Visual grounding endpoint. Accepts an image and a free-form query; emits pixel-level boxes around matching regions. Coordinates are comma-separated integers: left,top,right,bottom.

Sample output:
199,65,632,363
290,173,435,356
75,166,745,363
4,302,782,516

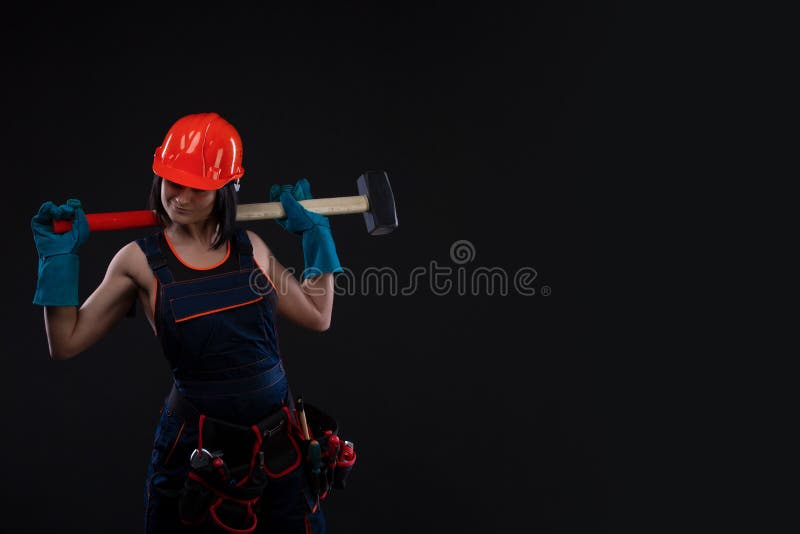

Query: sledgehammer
52,171,398,236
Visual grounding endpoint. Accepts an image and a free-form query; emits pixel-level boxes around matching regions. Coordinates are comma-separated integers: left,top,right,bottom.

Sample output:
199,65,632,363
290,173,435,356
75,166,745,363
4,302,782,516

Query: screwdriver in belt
296,396,322,492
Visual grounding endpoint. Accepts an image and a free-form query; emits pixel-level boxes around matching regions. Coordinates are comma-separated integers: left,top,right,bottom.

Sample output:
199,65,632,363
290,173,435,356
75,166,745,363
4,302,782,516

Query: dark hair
148,174,238,250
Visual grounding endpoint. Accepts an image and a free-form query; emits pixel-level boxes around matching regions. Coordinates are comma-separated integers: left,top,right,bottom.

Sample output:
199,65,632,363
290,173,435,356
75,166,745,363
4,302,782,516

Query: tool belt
163,387,356,533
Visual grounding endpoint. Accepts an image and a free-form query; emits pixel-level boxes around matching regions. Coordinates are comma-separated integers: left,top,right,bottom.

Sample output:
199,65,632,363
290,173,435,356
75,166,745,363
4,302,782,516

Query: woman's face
161,179,217,223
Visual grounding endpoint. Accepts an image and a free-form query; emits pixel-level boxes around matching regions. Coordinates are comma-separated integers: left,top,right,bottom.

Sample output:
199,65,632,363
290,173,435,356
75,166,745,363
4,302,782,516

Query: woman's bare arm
247,230,333,331
44,243,140,360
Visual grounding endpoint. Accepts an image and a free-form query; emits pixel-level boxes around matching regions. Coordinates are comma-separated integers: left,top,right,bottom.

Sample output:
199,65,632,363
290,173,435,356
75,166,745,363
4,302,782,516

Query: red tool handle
52,210,160,233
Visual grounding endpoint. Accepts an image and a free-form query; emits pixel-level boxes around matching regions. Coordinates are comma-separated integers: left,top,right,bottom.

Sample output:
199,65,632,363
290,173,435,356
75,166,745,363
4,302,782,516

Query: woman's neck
165,220,221,249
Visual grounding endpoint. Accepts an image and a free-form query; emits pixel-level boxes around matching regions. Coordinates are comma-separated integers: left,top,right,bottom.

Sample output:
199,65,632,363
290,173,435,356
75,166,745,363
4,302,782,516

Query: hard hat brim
153,159,243,191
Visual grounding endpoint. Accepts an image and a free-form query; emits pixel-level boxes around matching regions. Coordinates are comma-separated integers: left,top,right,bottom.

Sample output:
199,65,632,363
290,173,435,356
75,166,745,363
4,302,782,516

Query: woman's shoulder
107,238,156,283
244,228,277,249
243,229,274,265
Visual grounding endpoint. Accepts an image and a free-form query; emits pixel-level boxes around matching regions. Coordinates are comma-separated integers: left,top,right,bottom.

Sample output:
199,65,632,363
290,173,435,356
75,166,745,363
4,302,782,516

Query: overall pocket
169,284,264,357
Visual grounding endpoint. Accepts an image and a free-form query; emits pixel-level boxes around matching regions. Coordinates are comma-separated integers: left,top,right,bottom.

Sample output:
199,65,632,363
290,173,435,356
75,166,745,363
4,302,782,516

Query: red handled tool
51,171,398,236
53,210,159,233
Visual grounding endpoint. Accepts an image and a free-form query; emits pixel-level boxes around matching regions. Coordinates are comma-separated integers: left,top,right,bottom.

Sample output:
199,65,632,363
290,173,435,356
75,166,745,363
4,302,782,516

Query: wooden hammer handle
52,195,371,233
236,195,369,221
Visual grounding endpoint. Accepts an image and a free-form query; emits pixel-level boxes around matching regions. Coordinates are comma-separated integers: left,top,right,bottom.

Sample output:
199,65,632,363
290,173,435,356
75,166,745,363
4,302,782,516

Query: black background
2,4,616,533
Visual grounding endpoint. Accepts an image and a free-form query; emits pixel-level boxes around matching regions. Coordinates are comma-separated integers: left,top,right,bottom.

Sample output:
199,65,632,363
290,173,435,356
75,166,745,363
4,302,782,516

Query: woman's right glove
31,199,90,306
269,178,343,280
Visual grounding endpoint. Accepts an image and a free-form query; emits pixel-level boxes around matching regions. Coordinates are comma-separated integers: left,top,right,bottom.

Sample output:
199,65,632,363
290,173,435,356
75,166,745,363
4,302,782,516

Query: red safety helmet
152,112,244,190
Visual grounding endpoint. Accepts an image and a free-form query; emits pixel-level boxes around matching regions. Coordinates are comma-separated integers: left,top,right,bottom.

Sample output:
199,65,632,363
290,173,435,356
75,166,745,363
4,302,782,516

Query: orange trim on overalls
253,258,278,295
152,275,158,336
174,297,264,323
163,421,186,465
163,231,231,271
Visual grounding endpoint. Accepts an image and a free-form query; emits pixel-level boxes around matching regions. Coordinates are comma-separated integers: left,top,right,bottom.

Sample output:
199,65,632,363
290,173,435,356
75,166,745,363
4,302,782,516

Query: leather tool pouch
300,403,357,501
177,406,302,532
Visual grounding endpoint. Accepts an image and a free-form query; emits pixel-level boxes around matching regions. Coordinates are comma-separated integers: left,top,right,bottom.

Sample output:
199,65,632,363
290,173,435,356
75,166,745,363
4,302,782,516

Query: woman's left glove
269,179,343,279
31,198,90,306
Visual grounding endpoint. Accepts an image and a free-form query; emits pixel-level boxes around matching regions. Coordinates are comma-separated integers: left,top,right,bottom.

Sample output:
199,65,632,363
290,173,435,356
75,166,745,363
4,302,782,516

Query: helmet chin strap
234,179,241,192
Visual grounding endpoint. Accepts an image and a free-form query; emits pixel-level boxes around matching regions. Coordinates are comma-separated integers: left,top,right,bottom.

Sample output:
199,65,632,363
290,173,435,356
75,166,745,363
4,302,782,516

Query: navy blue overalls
137,227,325,533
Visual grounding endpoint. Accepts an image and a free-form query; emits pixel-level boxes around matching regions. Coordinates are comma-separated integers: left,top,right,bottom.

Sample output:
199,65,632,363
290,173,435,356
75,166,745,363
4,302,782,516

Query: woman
31,112,343,533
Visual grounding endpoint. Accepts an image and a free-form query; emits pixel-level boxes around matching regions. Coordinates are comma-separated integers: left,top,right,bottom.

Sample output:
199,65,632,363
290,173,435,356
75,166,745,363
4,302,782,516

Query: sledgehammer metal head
357,170,398,236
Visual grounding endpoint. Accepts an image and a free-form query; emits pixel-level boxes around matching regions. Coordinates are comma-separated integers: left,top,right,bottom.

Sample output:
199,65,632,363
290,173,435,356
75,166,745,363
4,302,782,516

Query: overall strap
135,231,175,285
235,228,255,271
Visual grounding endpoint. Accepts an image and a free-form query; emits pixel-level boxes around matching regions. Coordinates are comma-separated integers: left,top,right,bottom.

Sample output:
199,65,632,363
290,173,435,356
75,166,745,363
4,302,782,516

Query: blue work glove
268,178,343,279
268,178,319,233
31,199,90,306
